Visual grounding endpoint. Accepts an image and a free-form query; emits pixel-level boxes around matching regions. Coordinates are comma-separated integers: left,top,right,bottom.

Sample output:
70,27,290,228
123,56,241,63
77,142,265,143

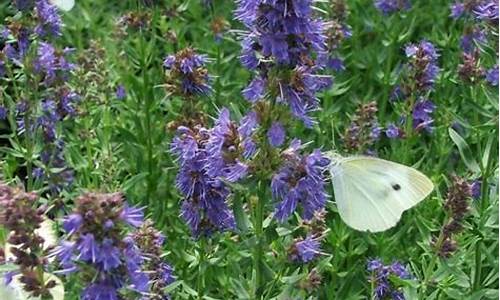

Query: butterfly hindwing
330,156,434,232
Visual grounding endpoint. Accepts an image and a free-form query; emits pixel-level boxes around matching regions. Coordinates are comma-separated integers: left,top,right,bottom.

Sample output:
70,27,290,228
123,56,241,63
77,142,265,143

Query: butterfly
49,0,75,11
327,153,434,232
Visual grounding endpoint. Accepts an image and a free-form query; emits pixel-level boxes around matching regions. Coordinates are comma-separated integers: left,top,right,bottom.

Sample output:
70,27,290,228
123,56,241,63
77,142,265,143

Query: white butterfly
49,0,75,11
327,153,434,232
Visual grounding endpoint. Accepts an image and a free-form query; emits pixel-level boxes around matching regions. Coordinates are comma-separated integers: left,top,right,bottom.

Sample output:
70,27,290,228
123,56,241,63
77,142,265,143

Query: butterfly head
324,151,344,166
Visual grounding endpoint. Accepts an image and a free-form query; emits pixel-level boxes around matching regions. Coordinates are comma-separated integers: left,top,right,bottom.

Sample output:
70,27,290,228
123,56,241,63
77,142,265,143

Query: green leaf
448,127,480,173
229,278,251,299
163,280,183,294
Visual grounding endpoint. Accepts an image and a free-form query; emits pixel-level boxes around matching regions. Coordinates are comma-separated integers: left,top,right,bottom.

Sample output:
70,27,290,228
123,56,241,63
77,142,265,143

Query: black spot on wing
392,183,401,191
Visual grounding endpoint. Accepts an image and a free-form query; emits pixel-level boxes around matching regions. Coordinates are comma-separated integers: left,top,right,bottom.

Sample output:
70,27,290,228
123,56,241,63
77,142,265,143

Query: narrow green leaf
448,127,480,173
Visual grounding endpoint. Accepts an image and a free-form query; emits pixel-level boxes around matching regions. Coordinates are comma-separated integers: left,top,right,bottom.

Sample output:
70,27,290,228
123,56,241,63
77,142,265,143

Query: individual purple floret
163,48,211,97
385,123,402,139
450,2,465,19
268,121,286,148
470,180,481,199
374,0,411,15
51,192,150,299
115,84,126,100
272,140,329,222
288,235,321,263
485,65,498,86
412,98,436,133
0,106,7,120
367,259,411,300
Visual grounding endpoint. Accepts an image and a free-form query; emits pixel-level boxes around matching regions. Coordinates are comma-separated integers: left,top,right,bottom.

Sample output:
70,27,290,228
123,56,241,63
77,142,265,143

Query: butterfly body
327,154,434,232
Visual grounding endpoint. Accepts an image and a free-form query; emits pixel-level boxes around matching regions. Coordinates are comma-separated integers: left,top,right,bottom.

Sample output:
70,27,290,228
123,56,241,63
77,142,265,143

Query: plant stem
138,29,154,207
472,146,494,291
197,238,206,300
379,26,395,123
402,94,415,164
422,215,448,295
253,180,266,299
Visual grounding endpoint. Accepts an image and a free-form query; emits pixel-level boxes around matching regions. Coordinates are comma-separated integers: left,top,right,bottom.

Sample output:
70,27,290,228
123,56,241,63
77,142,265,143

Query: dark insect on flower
163,48,212,97
367,259,411,300
0,183,57,298
272,139,330,222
